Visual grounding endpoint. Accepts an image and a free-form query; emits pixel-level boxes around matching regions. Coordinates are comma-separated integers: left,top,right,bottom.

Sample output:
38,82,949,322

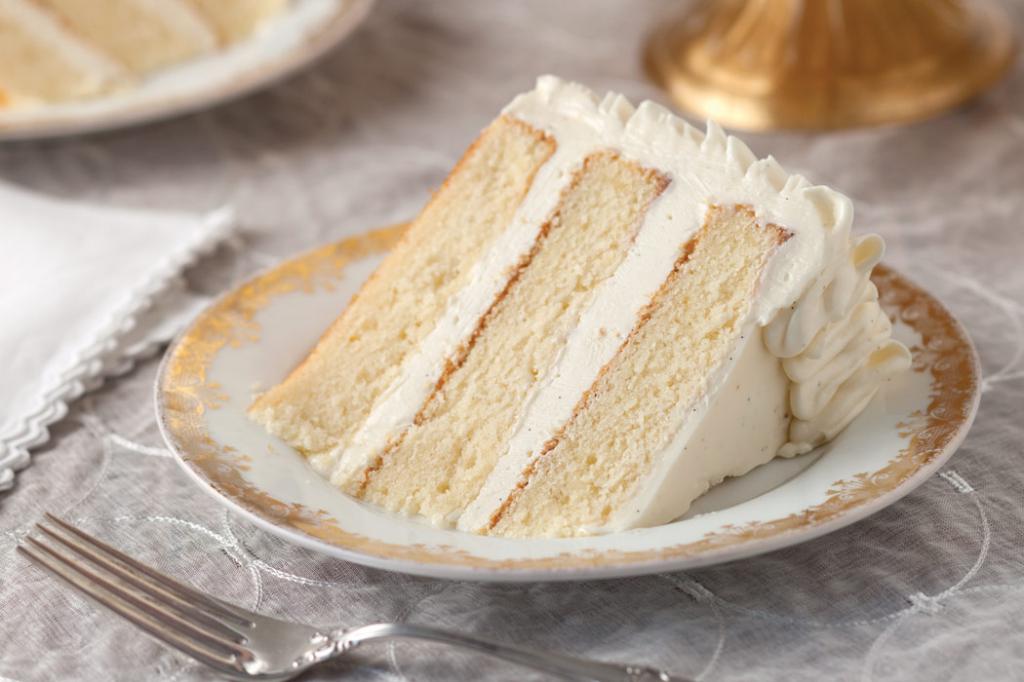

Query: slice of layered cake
250,76,911,538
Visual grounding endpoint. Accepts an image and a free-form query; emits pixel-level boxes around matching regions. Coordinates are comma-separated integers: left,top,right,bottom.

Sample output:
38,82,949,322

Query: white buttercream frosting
317,76,910,533
766,232,912,454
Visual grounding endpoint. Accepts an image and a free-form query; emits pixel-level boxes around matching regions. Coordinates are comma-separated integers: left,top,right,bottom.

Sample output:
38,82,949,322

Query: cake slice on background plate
0,0,289,109
0,0,127,105
250,76,912,538
35,0,218,73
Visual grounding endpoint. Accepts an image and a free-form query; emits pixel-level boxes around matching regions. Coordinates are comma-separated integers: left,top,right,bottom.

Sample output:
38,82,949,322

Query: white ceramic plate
156,225,981,582
0,0,374,141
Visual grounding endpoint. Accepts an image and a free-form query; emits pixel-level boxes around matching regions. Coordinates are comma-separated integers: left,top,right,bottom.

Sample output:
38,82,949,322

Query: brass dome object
644,0,1017,131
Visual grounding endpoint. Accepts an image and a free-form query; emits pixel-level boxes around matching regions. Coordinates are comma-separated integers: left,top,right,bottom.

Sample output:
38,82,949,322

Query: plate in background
156,224,981,581
0,0,374,141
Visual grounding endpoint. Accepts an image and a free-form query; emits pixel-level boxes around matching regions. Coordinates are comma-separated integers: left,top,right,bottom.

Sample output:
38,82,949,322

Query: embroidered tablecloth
2,1,1023,680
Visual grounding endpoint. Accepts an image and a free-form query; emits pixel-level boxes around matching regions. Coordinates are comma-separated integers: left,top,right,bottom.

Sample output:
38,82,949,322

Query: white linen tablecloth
0,181,233,493
2,1,1023,680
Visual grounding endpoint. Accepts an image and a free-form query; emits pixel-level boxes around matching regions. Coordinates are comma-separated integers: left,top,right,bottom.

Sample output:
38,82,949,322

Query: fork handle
336,623,691,682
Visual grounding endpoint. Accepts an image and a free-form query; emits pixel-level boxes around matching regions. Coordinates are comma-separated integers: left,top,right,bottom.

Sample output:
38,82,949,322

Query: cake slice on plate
250,76,911,538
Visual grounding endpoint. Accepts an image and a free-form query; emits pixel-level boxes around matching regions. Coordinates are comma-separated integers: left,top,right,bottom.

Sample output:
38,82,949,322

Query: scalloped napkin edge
0,182,236,491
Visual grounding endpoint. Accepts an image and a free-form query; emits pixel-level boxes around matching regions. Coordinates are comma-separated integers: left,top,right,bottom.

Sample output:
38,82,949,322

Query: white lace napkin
0,181,235,491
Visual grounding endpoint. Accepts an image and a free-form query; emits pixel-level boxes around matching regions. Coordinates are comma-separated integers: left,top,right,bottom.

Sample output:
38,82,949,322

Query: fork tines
18,514,254,674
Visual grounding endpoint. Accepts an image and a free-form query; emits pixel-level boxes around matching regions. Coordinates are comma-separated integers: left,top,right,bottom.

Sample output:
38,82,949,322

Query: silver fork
18,514,688,681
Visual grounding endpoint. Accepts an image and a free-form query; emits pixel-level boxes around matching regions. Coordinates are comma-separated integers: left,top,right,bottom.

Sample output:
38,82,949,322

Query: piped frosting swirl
766,233,911,454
